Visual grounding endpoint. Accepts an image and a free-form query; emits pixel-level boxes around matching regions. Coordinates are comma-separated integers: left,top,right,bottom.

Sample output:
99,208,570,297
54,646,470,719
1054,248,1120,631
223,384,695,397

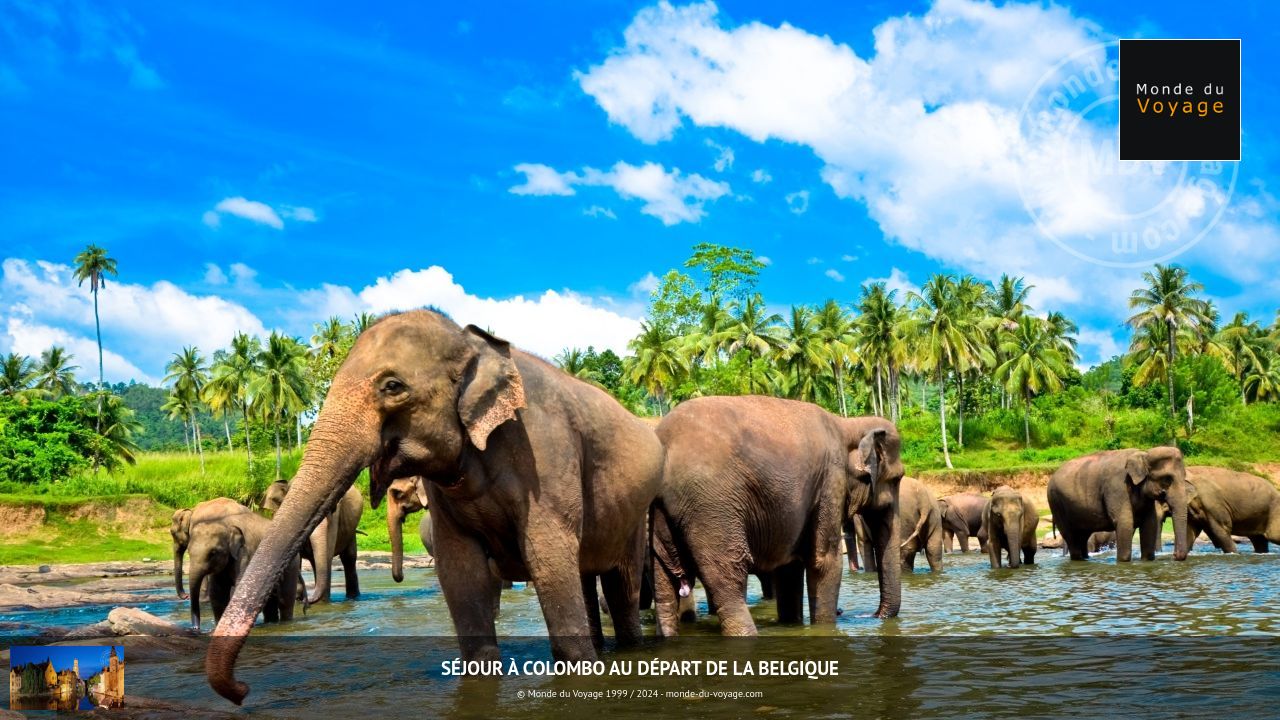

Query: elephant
262,481,290,514
982,486,1037,568
1185,466,1280,553
171,498,252,599
938,493,988,552
855,477,942,573
207,310,664,705
1047,447,1189,562
386,476,431,582
650,395,903,637
262,480,365,603
187,512,301,631
1087,532,1116,553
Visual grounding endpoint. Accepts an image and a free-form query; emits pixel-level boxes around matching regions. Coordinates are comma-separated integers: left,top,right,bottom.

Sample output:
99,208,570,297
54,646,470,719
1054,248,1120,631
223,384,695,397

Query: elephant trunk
206,376,378,706
306,518,333,604
174,544,187,599
189,566,205,631
1169,486,1189,561
1005,519,1021,569
389,502,406,583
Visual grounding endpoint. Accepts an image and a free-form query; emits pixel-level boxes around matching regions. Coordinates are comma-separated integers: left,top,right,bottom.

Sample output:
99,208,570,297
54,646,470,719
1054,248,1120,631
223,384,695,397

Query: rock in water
106,606,195,636
38,565,51,573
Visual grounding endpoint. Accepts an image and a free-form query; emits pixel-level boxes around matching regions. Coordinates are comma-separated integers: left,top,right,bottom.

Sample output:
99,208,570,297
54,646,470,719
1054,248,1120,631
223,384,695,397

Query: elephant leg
600,527,644,647
699,566,754,636
1059,522,1088,561
806,544,843,625
1250,536,1268,554
1113,509,1135,562
901,546,917,572
263,598,280,623
1203,519,1236,553
340,540,360,599
582,575,603,650
435,514,502,662
211,574,233,625
1138,508,1160,561
652,558,681,637
926,528,943,573
757,572,776,601
525,523,595,661
987,529,1002,569
774,561,805,624
942,529,953,553
957,531,969,554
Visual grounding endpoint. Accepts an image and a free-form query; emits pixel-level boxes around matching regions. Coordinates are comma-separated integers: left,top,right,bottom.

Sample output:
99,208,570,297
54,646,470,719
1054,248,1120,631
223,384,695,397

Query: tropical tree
161,390,197,454
855,284,908,419
1126,264,1213,435
723,294,784,393
164,346,209,473
311,316,351,360
1243,350,1280,402
996,316,1070,446
1214,312,1265,405
352,312,377,335
208,332,262,468
625,321,688,415
0,353,36,397
72,245,118,425
906,274,994,468
554,348,600,383
778,305,826,403
83,393,142,471
34,347,80,399
250,332,313,480
203,350,236,450
815,299,857,416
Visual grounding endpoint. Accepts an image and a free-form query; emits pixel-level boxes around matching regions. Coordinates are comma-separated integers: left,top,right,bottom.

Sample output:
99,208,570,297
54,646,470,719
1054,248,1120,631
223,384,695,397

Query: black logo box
1119,39,1241,161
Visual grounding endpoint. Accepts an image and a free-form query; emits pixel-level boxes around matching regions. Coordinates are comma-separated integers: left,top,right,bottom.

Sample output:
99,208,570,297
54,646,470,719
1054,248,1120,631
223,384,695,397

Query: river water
5,543,1280,718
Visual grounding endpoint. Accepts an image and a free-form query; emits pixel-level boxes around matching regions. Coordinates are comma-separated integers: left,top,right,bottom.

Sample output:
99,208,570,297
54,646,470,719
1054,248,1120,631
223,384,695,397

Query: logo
1120,39,1241,161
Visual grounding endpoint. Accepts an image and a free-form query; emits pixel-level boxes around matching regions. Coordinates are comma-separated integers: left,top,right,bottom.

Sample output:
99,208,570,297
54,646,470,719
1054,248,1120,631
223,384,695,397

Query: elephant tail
650,500,693,598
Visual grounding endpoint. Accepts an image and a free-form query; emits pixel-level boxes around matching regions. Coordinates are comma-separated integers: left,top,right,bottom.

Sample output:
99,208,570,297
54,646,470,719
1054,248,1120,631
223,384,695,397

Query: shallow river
5,543,1280,718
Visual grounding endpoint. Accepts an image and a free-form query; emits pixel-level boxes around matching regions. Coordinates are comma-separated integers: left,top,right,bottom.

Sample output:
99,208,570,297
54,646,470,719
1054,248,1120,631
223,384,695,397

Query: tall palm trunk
224,418,233,451
182,419,191,454
194,414,205,474
274,420,283,481
957,373,965,448
939,374,953,469
241,400,253,470
92,287,103,474
1166,318,1177,439
1023,391,1031,448
834,363,848,417
875,365,884,417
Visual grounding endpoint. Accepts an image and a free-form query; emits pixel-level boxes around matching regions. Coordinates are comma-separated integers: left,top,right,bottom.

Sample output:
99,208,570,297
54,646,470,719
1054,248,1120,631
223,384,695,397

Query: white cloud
229,263,259,289
1076,326,1124,368
0,259,266,383
750,168,772,184
706,139,734,171
841,254,856,262
201,210,221,229
353,267,642,357
869,267,919,298
806,257,822,265
203,263,228,285
574,1,1269,322
824,269,845,282
510,161,729,225
5,317,156,384
583,205,618,219
282,206,318,222
211,197,284,229
786,189,810,215
628,272,660,296
758,256,772,266
509,163,577,196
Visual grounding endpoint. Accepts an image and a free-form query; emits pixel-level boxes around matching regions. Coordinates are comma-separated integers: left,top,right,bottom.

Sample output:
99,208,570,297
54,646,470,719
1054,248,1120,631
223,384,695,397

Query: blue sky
1,0,1277,383
9,644,121,678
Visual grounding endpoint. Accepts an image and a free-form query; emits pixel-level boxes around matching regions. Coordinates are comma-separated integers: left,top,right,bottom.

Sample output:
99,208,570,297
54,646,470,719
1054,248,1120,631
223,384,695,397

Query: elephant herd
197,309,1280,706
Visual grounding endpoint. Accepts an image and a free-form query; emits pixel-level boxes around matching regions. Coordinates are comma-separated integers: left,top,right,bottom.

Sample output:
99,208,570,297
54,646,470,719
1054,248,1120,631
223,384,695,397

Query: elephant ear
1124,452,1150,486
413,477,430,510
457,325,527,451
851,428,887,485
229,525,248,581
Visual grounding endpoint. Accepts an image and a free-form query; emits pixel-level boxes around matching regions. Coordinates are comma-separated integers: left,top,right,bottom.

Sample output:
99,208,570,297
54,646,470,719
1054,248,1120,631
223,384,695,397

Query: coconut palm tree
996,316,1070,447
72,245,118,426
625,321,688,415
165,346,209,473
352,312,377,335
554,348,600,383
0,353,36,397
311,317,351,360
1126,264,1213,434
84,393,142,471
251,333,313,480
778,305,826,403
1243,349,1280,402
815,299,857,416
906,274,994,469
856,283,911,419
203,350,236,450
34,347,80,399
1214,312,1264,405
209,333,262,468
161,390,197,454
724,294,784,393
1044,311,1081,365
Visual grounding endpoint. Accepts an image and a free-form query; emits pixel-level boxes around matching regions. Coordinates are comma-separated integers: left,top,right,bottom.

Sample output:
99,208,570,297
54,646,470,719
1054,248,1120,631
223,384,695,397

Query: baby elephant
188,512,301,631
983,486,1037,569
1186,466,1280,553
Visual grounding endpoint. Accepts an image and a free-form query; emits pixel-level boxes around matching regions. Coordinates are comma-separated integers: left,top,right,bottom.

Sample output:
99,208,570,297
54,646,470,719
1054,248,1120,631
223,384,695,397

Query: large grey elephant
982,486,1037,569
1047,447,1189,562
854,477,942,573
262,480,365,602
651,396,903,637
1186,466,1280,553
171,498,252,599
207,310,664,705
938,493,988,552
187,512,301,631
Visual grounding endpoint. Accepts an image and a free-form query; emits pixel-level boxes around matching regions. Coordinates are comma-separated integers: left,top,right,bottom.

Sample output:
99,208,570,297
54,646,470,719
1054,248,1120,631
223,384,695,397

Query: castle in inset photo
9,645,124,712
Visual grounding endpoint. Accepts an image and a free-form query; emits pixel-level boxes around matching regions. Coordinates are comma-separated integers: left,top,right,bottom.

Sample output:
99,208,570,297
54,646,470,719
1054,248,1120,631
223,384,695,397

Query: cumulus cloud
824,268,845,282
1075,326,1124,368
750,168,772,184
786,190,810,215
583,205,618,219
203,197,318,230
5,317,155,384
203,262,228,285
510,161,729,225
574,1,1267,323
706,139,734,171
868,267,919,297
628,272,661,296
0,259,266,382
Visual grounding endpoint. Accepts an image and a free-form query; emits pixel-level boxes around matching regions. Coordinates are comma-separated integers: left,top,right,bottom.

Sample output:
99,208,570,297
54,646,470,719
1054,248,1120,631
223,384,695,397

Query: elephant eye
382,378,407,395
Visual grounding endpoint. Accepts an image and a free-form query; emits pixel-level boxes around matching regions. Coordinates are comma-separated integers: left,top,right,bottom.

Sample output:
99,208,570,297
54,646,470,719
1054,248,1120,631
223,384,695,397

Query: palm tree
1044,311,1080,365
352,312,377,335
311,317,351,360
1243,350,1280,402
1126,264,1213,435
855,284,909,419
210,332,262,468
165,346,209,473
996,317,1070,447
83,393,142,471
34,347,80,398
161,390,196,454
952,275,994,447
72,245,119,428
986,275,1033,409
203,349,237,450
778,306,826,402
250,332,313,480
815,299,857,416
1214,312,1264,405
723,294,784,393
625,321,688,415
906,274,994,469
0,353,36,397
554,348,600,383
